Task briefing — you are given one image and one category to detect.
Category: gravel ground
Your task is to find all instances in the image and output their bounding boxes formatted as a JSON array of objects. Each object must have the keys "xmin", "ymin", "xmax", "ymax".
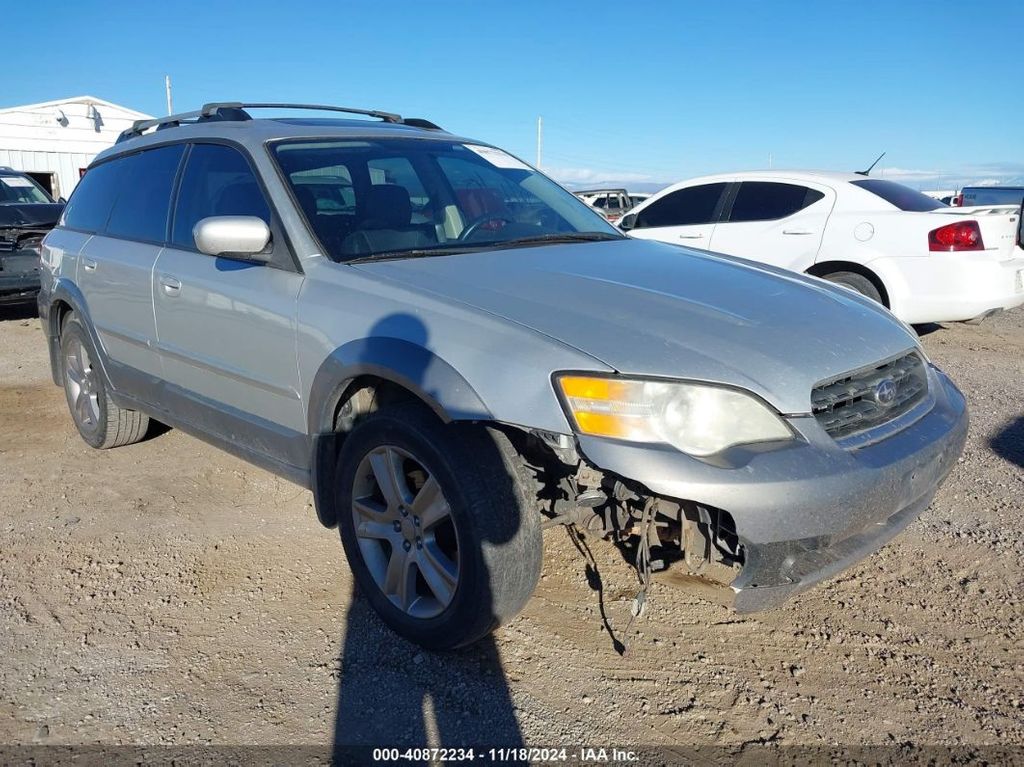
[{"xmin": 0, "ymin": 303, "xmax": 1021, "ymax": 755}]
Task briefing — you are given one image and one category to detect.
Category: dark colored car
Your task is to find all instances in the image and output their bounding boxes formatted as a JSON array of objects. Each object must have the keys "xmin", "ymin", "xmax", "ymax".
[
  {"xmin": 0, "ymin": 168, "xmax": 64, "ymax": 305},
  {"xmin": 955, "ymin": 186, "xmax": 1024, "ymax": 208}
]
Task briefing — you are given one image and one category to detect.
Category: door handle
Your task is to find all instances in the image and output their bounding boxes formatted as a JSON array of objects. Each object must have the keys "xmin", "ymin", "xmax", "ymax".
[
  {"xmin": 159, "ymin": 275, "xmax": 182, "ymax": 296},
  {"xmin": 782, "ymin": 229, "xmax": 815, "ymax": 235},
  {"xmin": 82, "ymin": 258, "xmax": 97, "ymax": 271},
  {"xmin": 678, "ymin": 234, "xmax": 705, "ymax": 239}
]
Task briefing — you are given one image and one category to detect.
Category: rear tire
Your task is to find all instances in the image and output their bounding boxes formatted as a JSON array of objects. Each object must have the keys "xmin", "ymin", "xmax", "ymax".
[
  {"xmin": 822, "ymin": 271, "xmax": 883, "ymax": 305},
  {"xmin": 335, "ymin": 403, "xmax": 542, "ymax": 650},
  {"xmin": 60, "ymin": 313, "xmax": 150, "ymax": 449}
]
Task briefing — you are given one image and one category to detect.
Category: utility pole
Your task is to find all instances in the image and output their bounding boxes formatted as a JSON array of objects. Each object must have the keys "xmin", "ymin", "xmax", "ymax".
[
  {"xmin": 768, "ymin": 152, "xmax": 773, "ymax": 169},
  {"xmin": 165, "ymin": 75, "xmax": 173, "ymax": 116},
  {"xmin": 536, "ymin": 116, "xmax": 543, "ymax": 169}
]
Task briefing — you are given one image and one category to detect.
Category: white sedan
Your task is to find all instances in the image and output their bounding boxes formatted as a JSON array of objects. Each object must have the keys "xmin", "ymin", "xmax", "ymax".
[{"xmin": 620, "ymin": 171, "xmax": 1024, "ymax": 324}]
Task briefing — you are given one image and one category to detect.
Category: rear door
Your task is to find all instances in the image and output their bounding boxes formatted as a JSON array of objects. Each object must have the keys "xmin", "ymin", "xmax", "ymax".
[
  {"xmin": 152, "ymin": 142, "xmax": 306, "ymax": 460},
  {"xmin": 709, "ymin": 180, "xmax": 833, "ymax": 271},
  {"xmin": 73, "ymin": 144, "xmax": 185, "ymax": 380},
  {"xmin": 627, "ymin": 182, "xmax": 728, "ymax": 248}
]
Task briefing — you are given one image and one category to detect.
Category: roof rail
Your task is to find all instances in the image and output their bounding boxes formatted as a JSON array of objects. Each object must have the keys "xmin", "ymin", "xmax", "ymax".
[{"xmin": 116, "ymin": 101, "xmax": 432, "ymax": 144}]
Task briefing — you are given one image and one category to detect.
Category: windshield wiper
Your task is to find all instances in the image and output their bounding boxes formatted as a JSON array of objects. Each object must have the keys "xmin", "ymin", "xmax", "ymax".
[
  {"xmin": 346, "ymin": 244, "xmax": 485, "ymax": 264},
  {"xmin": 346, "ymin": 232, "xmax": 623, "ymax": 264},
  {"xmin": 490, "ymin": 232, "xmax": 624, "ymax": 249}
]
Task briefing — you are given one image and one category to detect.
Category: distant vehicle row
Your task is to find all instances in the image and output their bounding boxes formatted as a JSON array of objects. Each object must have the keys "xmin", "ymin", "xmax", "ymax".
[
  {"xmin": 574, "ymin": 188, "xmax": 649, "ymax": 224},
  {"xmin": 620, "ymin": 170, "xmax": 1024, "ymax": 324}
]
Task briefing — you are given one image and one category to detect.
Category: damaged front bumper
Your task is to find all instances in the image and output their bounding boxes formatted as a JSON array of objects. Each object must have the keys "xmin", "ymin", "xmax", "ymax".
[{"xmin": 576, "ymin": 364, "xmax": 969, "ymax": 612}]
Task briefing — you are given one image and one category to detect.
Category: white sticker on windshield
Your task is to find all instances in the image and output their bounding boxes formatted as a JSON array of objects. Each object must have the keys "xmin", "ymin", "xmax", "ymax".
[
  {"xmin": 2, "ymin": 176, "xmax": 35, "ymax": 187},
  {"xmin": 464, "ymin": 144, "xmax": 532, "ymax": 171}
]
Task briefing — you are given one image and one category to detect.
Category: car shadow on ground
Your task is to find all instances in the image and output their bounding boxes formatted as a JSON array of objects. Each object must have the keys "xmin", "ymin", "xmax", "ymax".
[
  {"xmin": 991, "ymin": 417, "xmax": 1024, "ymax": 468},
  {"xmin": 912, "ymin": 323, "xmax": 943, "ymax": 338},
  {"xmin": 331, "ymin": 590, "xmax": 523, "ymax": 751},
  {"xmin": 0, "ymin": 303, "xmax": 38, "ymax": 323}
]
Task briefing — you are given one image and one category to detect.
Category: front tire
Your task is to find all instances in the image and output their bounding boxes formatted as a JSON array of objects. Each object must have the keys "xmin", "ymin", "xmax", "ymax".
[
  {"xmin": 335, "ymin": 403, "xmax": 542, "ymax": 650},
  {"xmin": 60, "ymin": 313, "xmax": 150, "ymax": 449}
]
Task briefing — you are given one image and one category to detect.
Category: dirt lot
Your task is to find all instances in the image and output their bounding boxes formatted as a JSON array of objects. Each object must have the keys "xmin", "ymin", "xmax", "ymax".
[{"xmin": 0, "ymin": 303, "xmax": 1022, "ymax": 754}]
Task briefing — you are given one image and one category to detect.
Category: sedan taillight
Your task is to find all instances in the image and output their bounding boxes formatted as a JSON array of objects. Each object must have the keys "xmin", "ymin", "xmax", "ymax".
[{"xmin": 928, "ymin": 220, "xmax": 984, "ymax": 252}]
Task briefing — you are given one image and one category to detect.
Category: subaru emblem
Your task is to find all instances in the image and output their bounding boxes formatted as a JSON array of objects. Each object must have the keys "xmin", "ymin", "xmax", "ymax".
[{"xmin": 874, "ymin": 378, "xmax": 897, "ymax": 407}]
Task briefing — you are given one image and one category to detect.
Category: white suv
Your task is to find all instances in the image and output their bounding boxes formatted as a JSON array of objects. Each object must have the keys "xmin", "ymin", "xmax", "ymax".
[{"xmin": 620, "ymin": 170, "xmax": 1024, "ymax": 324}]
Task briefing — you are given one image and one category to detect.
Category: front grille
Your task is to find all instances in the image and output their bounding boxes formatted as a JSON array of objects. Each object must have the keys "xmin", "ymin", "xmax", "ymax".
[{"xmin": 812, "ymin": 351, "xmax": 929, "ymax": 440}]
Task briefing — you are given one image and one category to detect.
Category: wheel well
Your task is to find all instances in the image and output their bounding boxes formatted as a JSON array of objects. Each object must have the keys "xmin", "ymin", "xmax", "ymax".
[
  {"xmin": 806, "ymin": 261, "xmax": 889, "ymax": 308},
  {"xmin": 311, "ymin": 375, "xmax": 448, "ymax": 529},
  {"xmin": 330, "ymin": 375, "xmax": 437, "ymax": 434},
  {"xmin": 52, "ymin": 299, "xmax": 74, "ymax": 336}
]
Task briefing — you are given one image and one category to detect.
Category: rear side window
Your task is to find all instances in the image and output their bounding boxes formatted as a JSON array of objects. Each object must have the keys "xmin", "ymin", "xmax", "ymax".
[
  {"xmin": 850, "ymin": 179, "xmax": 943, "ymax": 212},
  {"xmin": 635, "ymin": 183, "xmax": 727, "ymax": 228},
  {"xmin": 727, "ymin": 182, "xmax": 825, "ymax": 222},
  {"xmin": 105, "ymin": 145, "xmax": 185, "ymax": 242},
  {"xmin": 172, "ymin": 144, "xmax": 271, "ymax": 249},
  {"xmin": 62, "ymin": 161, "xmax": 124, "ymax": 232}
]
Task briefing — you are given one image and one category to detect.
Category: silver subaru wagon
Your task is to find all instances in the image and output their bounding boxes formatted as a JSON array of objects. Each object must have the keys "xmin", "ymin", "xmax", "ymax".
[{"xmin": 38, "ymin": 102, "xmax": 968, "ymax": 649}]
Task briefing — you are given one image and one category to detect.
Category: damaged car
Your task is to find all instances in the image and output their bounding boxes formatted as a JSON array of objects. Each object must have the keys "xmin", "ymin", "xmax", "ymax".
[
  {"xmin": 38, "ymin": 103, "xmax": 969, "ymax": 649},
  {"xmin": 0, "ymin": 168, "xmax": 64, "ymax": 305}
]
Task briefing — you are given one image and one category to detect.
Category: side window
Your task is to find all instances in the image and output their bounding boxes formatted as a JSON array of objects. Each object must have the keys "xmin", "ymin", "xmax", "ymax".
[
  {"xmin": 635, "ymin": 183, "xmax": 727, "ymax": 228},
  {"xmin": 727, "ymin": 182, "xmax": 825, "ymax": 222},
  {"xmin": 61, "ymin": 161, "xmax": 125, "ymax": 232},
  {"xmin": 172, "ymin": 144, "xmax": 271, "ymax": 249},
  {"xmin": 105, "ymin": 144, "xmax": 185, "ymax": 242}
]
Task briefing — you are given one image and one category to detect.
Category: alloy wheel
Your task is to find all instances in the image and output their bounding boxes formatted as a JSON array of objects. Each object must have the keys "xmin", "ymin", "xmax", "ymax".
[
  {"xmin": 350, "ymin": 445, "xmax": 461, "ymax": 619},
  {"xmin": 65, "ymin": 338, "xmax": 101, "ymax": 430}
]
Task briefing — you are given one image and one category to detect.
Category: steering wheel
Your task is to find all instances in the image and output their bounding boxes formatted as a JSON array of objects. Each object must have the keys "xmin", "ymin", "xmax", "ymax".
[{"xmin": 458, "ymin": 215, "xmax": 514, "ymax": 242}]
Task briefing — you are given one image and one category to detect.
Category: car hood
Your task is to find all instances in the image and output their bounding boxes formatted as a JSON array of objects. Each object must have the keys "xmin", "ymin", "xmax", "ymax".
[
  {"xmin": 353, "ymin": 239, "xmax": 920, "ymax": 414},
  {"xmin": 0, "ymin": 202, "xmax": 64, "ymax": 229}
]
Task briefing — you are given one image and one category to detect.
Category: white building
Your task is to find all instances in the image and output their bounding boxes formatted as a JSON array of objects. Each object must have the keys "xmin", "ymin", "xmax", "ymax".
[{"xmin": 0, "ymin": 96, "xmax": 151, "ymax": 200}]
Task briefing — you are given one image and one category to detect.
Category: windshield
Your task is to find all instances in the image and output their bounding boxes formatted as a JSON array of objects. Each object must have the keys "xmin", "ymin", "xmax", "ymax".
[
  {"xmin": 272, "ymin": 138, "xmax": 622, "ymax": 261},
  {"xmin": 0, "ymin": 174, "xmax": 52, "ymax": 204},
  {"xmin": 849, "ymin": 179, "xmax": 944, "ymax": 212}
]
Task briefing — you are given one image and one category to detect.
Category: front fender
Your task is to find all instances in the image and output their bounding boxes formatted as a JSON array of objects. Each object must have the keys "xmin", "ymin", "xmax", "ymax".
[{"xmin": 306, "ymin": 336, "xmax": 492, "ymax": 437}]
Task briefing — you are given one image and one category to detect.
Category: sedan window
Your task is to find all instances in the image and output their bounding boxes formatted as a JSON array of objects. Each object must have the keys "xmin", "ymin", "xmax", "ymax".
[
  {"xmin": 634, "ymin": 183, "xmax": 727, "ymax": 228},
  {"xmin": 727, "ymin": 182, "xmax": 825, "ymax": 222}
]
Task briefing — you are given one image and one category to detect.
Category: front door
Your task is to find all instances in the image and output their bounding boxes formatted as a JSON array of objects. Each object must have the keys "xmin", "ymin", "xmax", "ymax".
[
  {"xmin": 152, "ymin": 143, "xmax": 306, "ymax": 464},
  {"xmin": 627, "ymin": 182, "xmax": 729, "ymax": 249}
]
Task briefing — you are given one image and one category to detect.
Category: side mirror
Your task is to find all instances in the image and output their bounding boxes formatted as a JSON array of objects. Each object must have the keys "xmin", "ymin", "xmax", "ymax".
[
  {"xmin": 193, "ymin": 216, "xmax": 271, "ymax": 261},
  {"xmin": 57, "ymin": 196, "xmax": 67, "ymax": 205},
  {"xmin": 619, "ymin": 212, "xmax": 637, "ymax": 231}
]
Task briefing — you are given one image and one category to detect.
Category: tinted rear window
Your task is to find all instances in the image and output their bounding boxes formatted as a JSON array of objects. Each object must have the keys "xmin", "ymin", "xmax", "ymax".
[
  {"xmin": 727, "ymin": 182, "xmax": 825, "ymax": 222},
  {"xmin": 62, "ymin": 161, "xmax": 123, "ymax": 231},
  {"xmin": 850, "ymin": 179, "xmax": 943, "ymax": 211},
  {"xmin": 105, "ymin": 145, "xmax": 185, "ymax": 242}
]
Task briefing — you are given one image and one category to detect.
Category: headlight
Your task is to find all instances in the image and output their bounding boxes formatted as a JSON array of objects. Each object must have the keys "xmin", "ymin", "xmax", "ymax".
[{"xmin": 556, "ymin": 375, "xmax": 794, "ymax": 457}]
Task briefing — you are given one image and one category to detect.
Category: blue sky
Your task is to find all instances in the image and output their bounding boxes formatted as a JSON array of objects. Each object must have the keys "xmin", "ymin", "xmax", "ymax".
[{"xmin": 4, "ymin": 1, "xmax": 1021, "ymax": 190}]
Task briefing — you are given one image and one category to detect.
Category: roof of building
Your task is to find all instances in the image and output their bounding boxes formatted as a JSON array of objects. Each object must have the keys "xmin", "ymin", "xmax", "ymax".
[{"xmin": 0, "ymin": 95, "xmax": 151, "ymax": 120}]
